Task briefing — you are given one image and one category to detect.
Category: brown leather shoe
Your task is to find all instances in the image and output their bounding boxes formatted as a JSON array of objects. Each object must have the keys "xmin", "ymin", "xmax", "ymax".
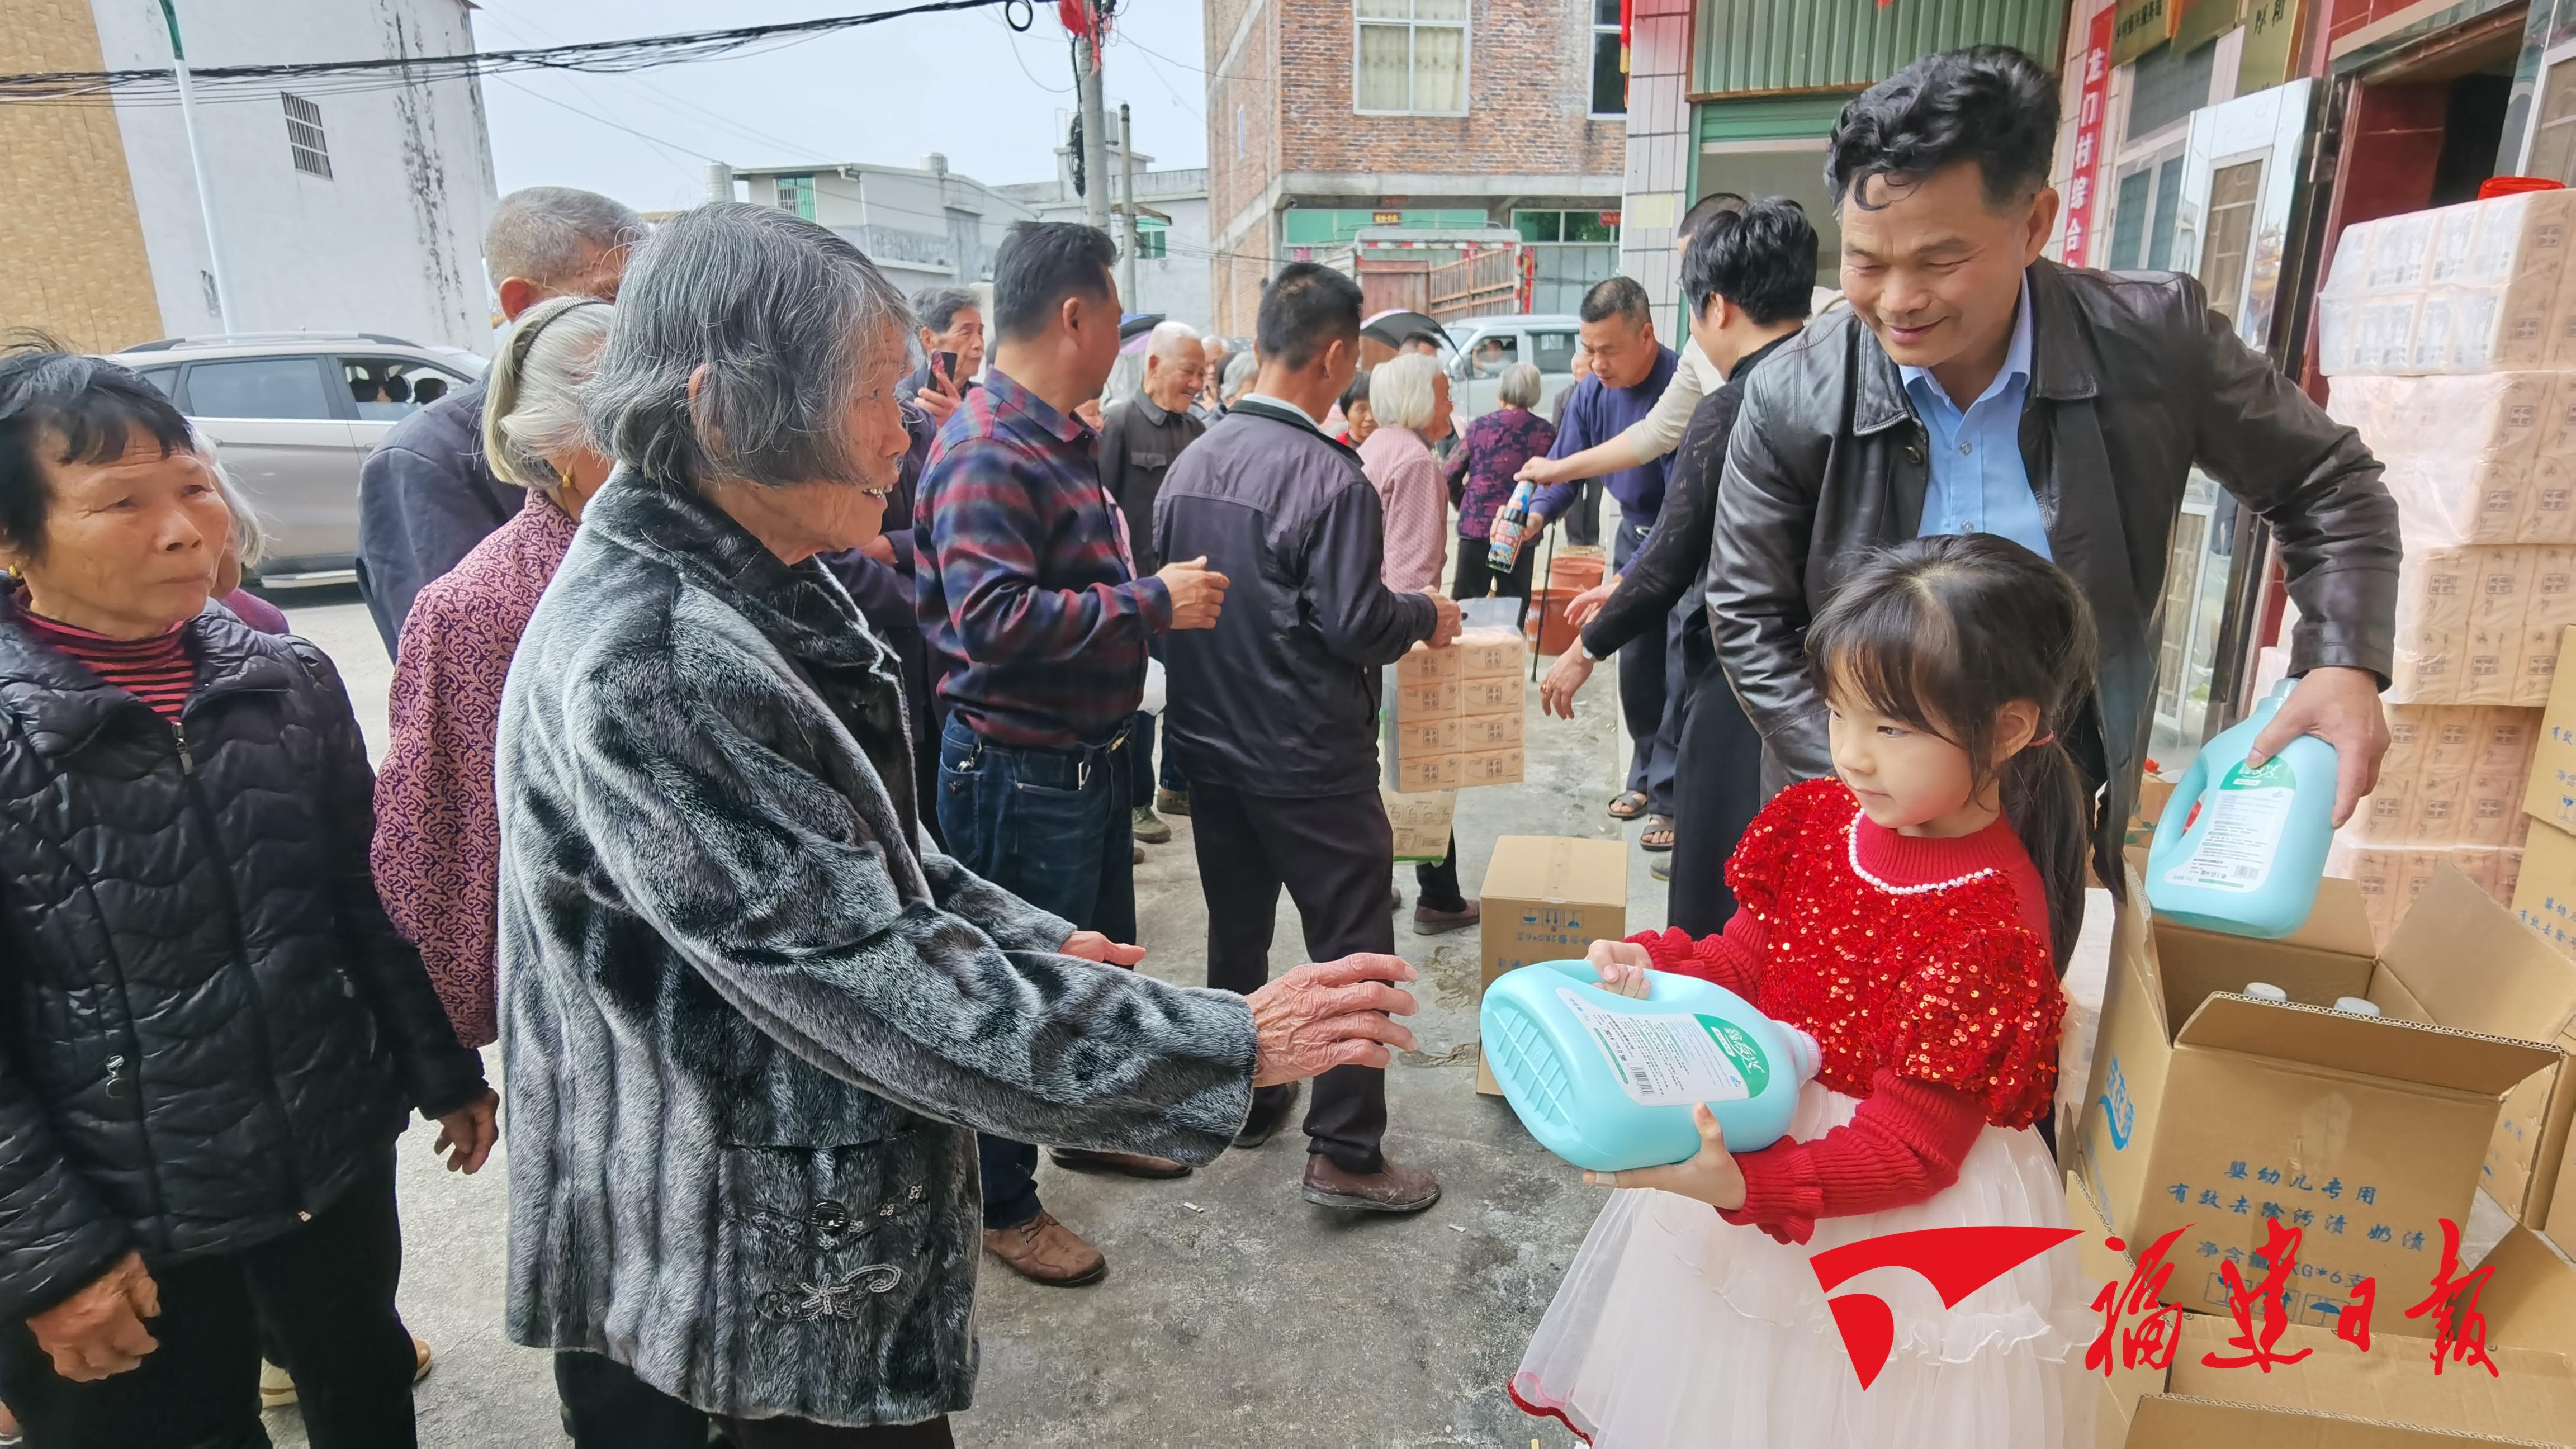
[
  {"xmin": 982, "ymin": 1211, "xmax": 1107, "ymax": 1285},
  {"xmin": 1411, "ymin": 900, "xmax": 1481, "ymax": 936},
  {"xmin": 1047, "ymin": 1147, "xmax": 1192, "ymax": 1178},
  {"xmin": 1301, "ymin": 1154, "xmax": 1442, "ymax": 1214}
]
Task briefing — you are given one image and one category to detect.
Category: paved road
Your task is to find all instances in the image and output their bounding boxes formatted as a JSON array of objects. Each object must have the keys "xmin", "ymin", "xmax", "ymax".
[{"xmin": 255, "ymin": 580, "xmax": 1651, "ymax": 1448}]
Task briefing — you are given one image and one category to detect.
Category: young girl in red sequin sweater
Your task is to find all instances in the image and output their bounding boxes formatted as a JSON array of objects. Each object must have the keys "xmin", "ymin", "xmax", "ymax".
[{"xmin": 1512, "ymin": 535, "xmax": 2097, "ymax": 1447}]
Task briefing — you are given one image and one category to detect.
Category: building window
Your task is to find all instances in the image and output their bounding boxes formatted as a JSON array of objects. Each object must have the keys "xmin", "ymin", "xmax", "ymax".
[
  {"xmin": 2125, "ymin": 40, "xmax": 2217, "ymax": 145},
  {"xmin": 1355, "ymin": 0, "xmax": 1467, "ymax": 116},
  {"xmin": 1137, "ymin": 220, "xmax": 1168, "ymax": 260},
  {"xmin": 1590, "ymin": 0, "xmax": 1625, "ymax": 117},
  {"xmin": 774, "ymin": 175, "xmax": 816, "ymax": 220},
  {"xmin": 282, "ymin": 92, "xmax": 331, "ymax": 179},
  {"xmin": 1514, "ymin": 209, "xmax": 1620, "ymax": 314}
]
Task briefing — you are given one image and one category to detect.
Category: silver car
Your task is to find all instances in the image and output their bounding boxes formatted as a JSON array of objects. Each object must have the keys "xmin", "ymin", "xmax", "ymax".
[
  {"xmin": 115, "ymin": 333, "xmax": 483, "ymax": 585},
  {"xmin": 1442, "ymin": 314, "xmax": 1585, "ymax": 425}
]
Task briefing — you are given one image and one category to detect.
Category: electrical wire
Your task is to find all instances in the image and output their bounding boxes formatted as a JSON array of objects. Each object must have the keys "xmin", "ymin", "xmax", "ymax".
[{"xmin": 0, "ymin": 0, "xmax": 1030, "ymax": 105}]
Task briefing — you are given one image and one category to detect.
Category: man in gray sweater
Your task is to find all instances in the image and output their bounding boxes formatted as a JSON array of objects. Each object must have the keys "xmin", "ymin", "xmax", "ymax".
[{"xmin": 1156, "ymin": 263, "xmax": 1461, "ymax": 1214}]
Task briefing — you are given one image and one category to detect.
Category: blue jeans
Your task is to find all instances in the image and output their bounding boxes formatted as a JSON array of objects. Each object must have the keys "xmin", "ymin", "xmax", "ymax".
[
  {"xmin": 1129, "ymin": 711, "xmax": 1191, "ymax": 807},
  {"xmin": 936, "ymin": 713, "xmax": 1137, "ymax": 1228}
]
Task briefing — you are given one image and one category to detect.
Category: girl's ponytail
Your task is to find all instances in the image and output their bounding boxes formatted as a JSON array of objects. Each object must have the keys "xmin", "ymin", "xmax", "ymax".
[{"xmin": 1998, "ymin": 734, "xmax": 2090, "ymax": 978}]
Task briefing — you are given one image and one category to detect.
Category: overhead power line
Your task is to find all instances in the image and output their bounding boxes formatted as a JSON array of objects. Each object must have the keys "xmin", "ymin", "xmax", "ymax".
[{"xmin": 0, "ymin": 0, "xmax": 1035, "ymax": 105}]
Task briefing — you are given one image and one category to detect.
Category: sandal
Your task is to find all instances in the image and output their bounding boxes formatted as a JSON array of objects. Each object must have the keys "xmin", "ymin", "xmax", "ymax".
[
  {"xmin": 1640, "ymin": 816, "xmax": 1676, "ymax": 852},
  {"xmin": 1607, "ymin": 790, "xmax": 1649, "ymax": 820}
]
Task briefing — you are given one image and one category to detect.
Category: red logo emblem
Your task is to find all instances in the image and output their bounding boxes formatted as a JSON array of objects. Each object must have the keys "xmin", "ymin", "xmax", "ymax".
[{"xmin": 1810, "ymin": 1227, "xmax": 2083, "ymax": 1389}]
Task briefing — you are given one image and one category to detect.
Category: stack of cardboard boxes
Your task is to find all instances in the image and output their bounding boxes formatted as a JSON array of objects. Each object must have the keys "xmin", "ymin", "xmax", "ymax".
[
  {"xmin": 1384, "ymin": 628, "xmax": 1528, "ymax": 793},
  {"xmin": 2073, "ymin": 863, "xmax": 2576, "ymax": 1446},
  {"xmin": 2307, "ymin": 190, "xmax": 2576, "ymax": 940}
]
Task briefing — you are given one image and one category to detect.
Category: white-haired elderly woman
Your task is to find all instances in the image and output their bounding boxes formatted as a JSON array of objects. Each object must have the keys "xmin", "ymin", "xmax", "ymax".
[
  {"xmin": 1444, "ymin": 360, "xmax": 1556, "ymax": 626},
  {"xmin": 494, "ymin": 202, "xmax": 1420, "ymax": 1446},
  {"xmin": 371, "ymin": 295, "xmax": 617, "ymax": 1054},
  {"xmin": 1355, "ymin": 352, "xmax": 1479, "ymax": 934}
]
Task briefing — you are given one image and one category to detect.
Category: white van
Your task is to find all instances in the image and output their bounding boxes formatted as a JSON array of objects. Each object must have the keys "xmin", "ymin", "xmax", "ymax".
[{"xmin": 1441, "ymin": 314, "xmax": 1585, "ymax": 425}]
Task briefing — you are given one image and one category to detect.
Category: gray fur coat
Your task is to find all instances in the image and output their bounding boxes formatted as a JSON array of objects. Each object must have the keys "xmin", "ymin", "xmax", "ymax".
[{"xmin": 495, "ymin": 468, "xmax": 1258, "ymax": 1426}]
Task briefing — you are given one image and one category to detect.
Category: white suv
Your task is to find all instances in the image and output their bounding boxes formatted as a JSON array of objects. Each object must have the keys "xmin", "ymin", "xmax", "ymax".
[{"xmin": 115, "ymin": 333, "xmax": 485, "ymax": 585}]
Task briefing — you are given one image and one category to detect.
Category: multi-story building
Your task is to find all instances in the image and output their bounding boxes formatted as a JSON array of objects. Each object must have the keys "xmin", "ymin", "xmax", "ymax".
[
  {"xmin": 1204, "ymin": 0, "xmax": 1631, "ymax": 334},
  {"xmin": 996, "ymin": 140, "xmax": 1213, "ymax": 328},
  {"xmin": 731, "ymin": 154, "xmax": 1036, "ymax": 296},
  {"xmin": 2, "ymin": 0, "xmax": 498, "ymax": 353}
]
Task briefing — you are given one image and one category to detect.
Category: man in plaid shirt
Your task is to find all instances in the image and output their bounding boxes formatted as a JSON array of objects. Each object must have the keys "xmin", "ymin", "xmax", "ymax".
[{"xmin": 916, "ymin": 222, "xmax": 1230, "ymax": 1289}]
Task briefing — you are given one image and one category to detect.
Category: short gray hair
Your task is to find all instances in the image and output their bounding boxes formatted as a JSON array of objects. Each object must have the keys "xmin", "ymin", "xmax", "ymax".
[
  {"xmin": 585, "ymin": 203, "xmax": 911, "ymax": 490},
  {"xmin": 484, "ymin": 296, "xmax": 615, "ymax": 489},
  {"xmin": 1221, "ymin": 351, "xmax": 1257, "ymax": 397},
  {"xmin": 196, "ymin": 435, "xmax": 267, "ymax": 569},
  {"xmin": 486, "ymin": 186, "xmax": 646, "ymax": 289},
  {"xmin": 1148, "ymin": 319, "xmax": 1199, "ymax": 361},
  {"xmin": 1368, "ymin": 353, "xmax": 1443, "ymax": 432},
  {"xmin": 1497, "ymin": 361, "xmax": 1543, "ymax": 409},
  {"xmin": 911, "ymin": 286, "xmax": 978, "ymax": 336}
]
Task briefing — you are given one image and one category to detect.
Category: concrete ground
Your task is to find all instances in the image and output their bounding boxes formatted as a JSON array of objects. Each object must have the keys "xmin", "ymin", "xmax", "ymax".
[{"xmin": 261, "ymin": 567, "xmax": 1663, "ymax": 1449}]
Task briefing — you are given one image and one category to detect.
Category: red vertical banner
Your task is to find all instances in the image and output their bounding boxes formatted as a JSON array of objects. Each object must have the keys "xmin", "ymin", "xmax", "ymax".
[{"xmin": 2061, "ymin": 7, "xmax": 2116, "ymax": 268}]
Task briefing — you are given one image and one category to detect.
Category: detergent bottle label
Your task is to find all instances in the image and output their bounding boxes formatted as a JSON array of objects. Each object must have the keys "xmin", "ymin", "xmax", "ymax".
[
  {"xmin": 1559, "ymin": 988, "xmax": 1770, "ymax": 1107},
  {"xmin": 2165, "ymin": 756, "xmax": 2298, "ymax": 894}
]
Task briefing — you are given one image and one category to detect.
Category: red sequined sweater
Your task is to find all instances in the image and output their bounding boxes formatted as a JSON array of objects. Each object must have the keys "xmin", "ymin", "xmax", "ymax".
[{"xmin": 1633, "ymin": 779, "xmax": 2064, "ymax": 1244}]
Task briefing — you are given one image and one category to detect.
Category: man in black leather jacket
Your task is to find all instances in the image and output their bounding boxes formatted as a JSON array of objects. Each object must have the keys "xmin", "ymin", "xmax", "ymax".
[
  {"xmin": 1710, "ymin": 47, "xmax": 2400, "ymax": 878},
  {"xmin": 1540, "ymin": 197, "xmax": 1816, "ymax": 931}
]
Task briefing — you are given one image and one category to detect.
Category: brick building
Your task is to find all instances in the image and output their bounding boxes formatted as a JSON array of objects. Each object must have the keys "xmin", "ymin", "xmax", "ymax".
[{"xmin": 1204, "ymin": 0, "xmax": 1628, "ymax": 335}]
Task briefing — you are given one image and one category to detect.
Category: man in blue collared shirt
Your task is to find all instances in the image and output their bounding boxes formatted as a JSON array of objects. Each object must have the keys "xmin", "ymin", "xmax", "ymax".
[{"xmin": 1902, "ymin": 278, "xmax": 2051, "ymax": 559}]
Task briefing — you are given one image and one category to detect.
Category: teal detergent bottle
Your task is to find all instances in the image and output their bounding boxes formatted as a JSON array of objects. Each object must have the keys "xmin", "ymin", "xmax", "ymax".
[
  {"xmin": 2145, "ymin": 679, "xmax": 2339, "ymax": 939},
  {"xmin": 1480, "ymin": 960, "xmax": 1822, "ymax": 1173}
]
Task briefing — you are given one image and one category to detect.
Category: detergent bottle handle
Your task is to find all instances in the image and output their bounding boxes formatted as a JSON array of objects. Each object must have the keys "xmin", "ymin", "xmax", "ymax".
[{"xmin": 2147, "ymin": 750, "xmax": 2213, "ymax": 869}]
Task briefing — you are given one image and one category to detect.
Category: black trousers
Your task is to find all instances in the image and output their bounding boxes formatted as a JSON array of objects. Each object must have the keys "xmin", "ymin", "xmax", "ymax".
[
  {"xmin": 1666, "ymin": 638, "xmax": 1764, "ymax": 936},
  {"xmin": 557, "ymin": 1351, "xmax": 955, "ymax": 1448},
  {"xmin": 1451, "ymin": 536, "xmax": 1537, "ymax": 632},
  {"xmin": 1191, "ymin": 782, "xmax": 1395, "ymax": 1173},
  {"xmin": 0, "ymin": 1154, "xmax": 415, "ymax": 1449},
  {"xmin": 1610, "ymin": 520, "xmax": 1667, "ymax": 802}
]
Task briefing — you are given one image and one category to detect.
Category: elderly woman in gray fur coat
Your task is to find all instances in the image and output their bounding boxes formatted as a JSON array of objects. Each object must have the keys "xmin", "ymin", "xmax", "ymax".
[{"xmin": 494, "ymin": 203, "xmax": 1423, "ymax": 1448}]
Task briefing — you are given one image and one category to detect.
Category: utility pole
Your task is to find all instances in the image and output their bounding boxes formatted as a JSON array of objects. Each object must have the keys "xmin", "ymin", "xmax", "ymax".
[
  {"xmin": 158, "ymin": 0, "xmax": 236, "ymax": 334},
  {"xmin": 1077, "ymin": 30, "xmax": 1109, "ymax": 234},
  {"xmin": 1119, "ymin": 103, "xmax": 1139, "ymax": 307}
]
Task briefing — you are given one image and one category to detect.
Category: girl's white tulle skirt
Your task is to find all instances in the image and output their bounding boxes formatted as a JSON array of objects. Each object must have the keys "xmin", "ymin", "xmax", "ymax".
[{"xmin": 1510, "ymin": 1083, "xmax": 2095, "ymax": 1448}]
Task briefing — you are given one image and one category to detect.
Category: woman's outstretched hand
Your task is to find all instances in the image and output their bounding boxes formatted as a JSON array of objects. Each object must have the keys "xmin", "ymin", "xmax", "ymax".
[
  {"xmin": 1248, "ymin": 954, "xmax": 1420, "ymax": 1087},
  {"xmin": 1581, "ymin": 1104, "xmax": 1748, "ymax": 1210}
]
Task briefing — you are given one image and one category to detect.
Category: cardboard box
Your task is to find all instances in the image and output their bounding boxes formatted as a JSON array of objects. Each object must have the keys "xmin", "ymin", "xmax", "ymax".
[
  {"xmin": 2071, "ymin": 870, "xmax": 2564, "ymax": 1334},
  {"xmin": 1476, "ymin": 837, "xmax": 1625, "ymax": 1095},
  {"xmin": 2475, "ymin": 1222, "xmax": 2576, "ymax": 1352},
  {"xmin": 2511, "ymin": 817, "xmax": 2576, "ymax": 955},
  {"xmin": 2108, "ymin": 1315, "xmax": 2576, "ymax": 1446},
  {"xmin": 1459, "ymin": 746, "xmax": 1523, "ymax": 786},
  {"xmin": 1390, "ymin": 678, "xmax": 1459, "ymax": 719},
  {"xmin": 2528, "ymin": 625, "xmax": 2576, "ymax": 832},
  {"xmin": 1458, "ymin": 675, "xmax": 1521, "ymax": 717},
  {"xmin": 2554, "ymin": 1121, "xmax": 2576, "ymax": 1257},
  {"xmin": 1459, "ymin": 711, "xmax": 1524, "ymax": 749}
]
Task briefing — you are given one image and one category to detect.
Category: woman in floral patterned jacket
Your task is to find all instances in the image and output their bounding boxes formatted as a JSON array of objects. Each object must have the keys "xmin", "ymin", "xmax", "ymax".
[
  {"xmin": 371, "ymin": 295, "xmax": 615, "ymax": 1048},
  {"xmin": 1442, "ymin": 361, "xmax": 1555, "ymax": 627}
]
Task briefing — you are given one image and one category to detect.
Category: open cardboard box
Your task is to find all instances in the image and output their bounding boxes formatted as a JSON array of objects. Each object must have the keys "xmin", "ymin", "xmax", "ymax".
[
  {"xmin": 2076, "ymin": 1174, "xmax": 2576, "ymax": 1447},
  {"xmin": 2072, "ymin": 868, "xmax": 2564, "ymax": 1337},
  {"xmin": 1474, "ymin": 837, "xmax": 1625, "ymax": 1096}
]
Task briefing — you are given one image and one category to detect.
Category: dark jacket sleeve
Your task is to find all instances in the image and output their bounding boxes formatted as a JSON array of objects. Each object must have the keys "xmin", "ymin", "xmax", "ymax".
[
  {"xmin": 2183, "ymin": 281, "xmax": 2400, "ymax": 681},
  {"xmin": 292, "ymin": 641, "xmax": 490, "ymax": 1121},
  {"xmin": 1444, "ymin": 429, "xmax": 1474, "ymax": 508},
  {"xmin": 1708, "ymin": 362, "xmax": 1834, "ymax": 779},
  {"xmin": 0, "ymin": 924, "xmax": 130, "ymax": 1317},
  {"xmin": 1097, "ymin": 405, "xmax": 1131, "ymax": 503},
  {"xmin": 1584, "ymin": 386, "xmax": 1736, "ymax": 657},
  {"xmin": 1307, "ymin": 481, "xmax": 1438, "ymax": 666},
  {"xmin": 356, "ymin": 442, "xmax": 516, "ymax": 659}
]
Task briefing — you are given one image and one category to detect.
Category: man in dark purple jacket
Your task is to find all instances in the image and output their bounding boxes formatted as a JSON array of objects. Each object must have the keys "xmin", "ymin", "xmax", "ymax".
[{"xmin": 1157, "ymin": 262, "xmax": 1460, "ymax": 1215}]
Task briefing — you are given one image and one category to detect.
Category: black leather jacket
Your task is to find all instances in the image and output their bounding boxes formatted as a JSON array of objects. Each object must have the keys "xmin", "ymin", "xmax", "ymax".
[
  {"xmin": 1710, "ymin": 261, "xmax": 2400, "ymax": 873},
  {"xmin": 0, "ymin": 602, "xmax": 486, "ymax": 1317}
]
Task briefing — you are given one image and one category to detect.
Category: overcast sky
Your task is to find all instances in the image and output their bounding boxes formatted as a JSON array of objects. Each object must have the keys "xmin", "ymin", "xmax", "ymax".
[{"xmin": 472, "ymin": 0, "xmax": 1211, "ymax": 214}]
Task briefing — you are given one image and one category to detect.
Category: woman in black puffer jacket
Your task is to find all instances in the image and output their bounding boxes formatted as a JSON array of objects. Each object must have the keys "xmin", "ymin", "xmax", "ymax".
[{"xmin": 0, "ymin": 349, "xmax": 494, "ymax": 1449}]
